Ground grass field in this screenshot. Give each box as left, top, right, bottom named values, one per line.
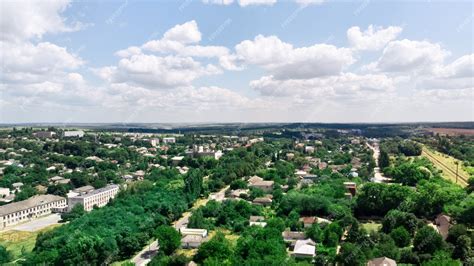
left=421, top=146, right=469, bottom=187
left=0, top=224, right=60, bottom=260
left=361, top=222, right=382, bottom=233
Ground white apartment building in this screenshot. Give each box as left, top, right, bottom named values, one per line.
left=63, top=130, right=85, bottom=138
left=67, top=184, right=119, bottom=212
left=0, top=195, right=66, bottom=229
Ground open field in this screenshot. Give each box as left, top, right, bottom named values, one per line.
left=421, top=146, right=469, bottom=187
left=425, top=128, right=474, bottom=136
left=0, top=224, right=60, bottom=260
left=361, top=222, right=382, bottom=233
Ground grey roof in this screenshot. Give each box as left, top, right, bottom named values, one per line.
left=367, top=257, right=397, bottom=266
left=0, top=194, right=65, bottom=216
left=69, top=184, right=119, bottom=199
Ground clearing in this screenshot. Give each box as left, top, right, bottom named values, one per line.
left=421, top=146, right=469, bottom=187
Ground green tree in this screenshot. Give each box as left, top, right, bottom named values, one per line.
left=154, top=226, right=181, bottom=256
left=60, top=204, right=85, bottom=222
left=413, top=226, right=444, bottom=255
left=194, top=232, right=233, bottom=263
left=390, top=227, right=411, bottom=247
left=0, top=245, right=11, bottom=264
left=338, top=242, right=367, bottom=266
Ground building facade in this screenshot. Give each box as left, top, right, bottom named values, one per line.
left=68, top=184, right=119, bottom=212
left=0, top=195, right=66, bottom=229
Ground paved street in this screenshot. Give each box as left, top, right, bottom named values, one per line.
left=1, top=213, right=62, bottom=232
left=367, top=141, right=391, bottom=183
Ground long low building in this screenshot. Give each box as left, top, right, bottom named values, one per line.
left=0, top=194, right=66, bottom=229
left=68, top=184, right=119, bottom=212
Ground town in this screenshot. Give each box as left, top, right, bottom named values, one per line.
left=0, top=123, right=472, bottom=266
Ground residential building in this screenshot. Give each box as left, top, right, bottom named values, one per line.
left=63, top=130, right=85, bottom=138
left=171, top=156, right=184, bottom=165
left=67, top=184, right=119, bottom=212
left=150, top=138, right=159, bottom=147
left=0, top=195, right=66, bottom=229
left=249, top=216, right=266, bottom=227
left=252, top=197, right=272, bottom=206
left=33, top=131, right=56, bottom=138
left=300, top=216, right=317, bottom=228
left=293, top=239, right=316, bottom=258
left=305, top=146, right=315, bottom=153
left=163, top=137, right=176, bottom=144
left=367, top=257, right=397, bottom=266
left=344, top=182, right=357, bottom=196
left=282, top=231, right=306, bottom=245
left=435, top=214, right=452, bottom=240
left=249, top=180, right=274, bottom=192
left=180, top=228, right=208, bottom=238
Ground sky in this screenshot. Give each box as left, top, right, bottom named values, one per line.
left=0, top=0, right=473, bottom=123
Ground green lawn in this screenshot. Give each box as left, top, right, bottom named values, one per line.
left=0, top=225, right=60, bottom=260
left=361, top=222, right=382, bottom=233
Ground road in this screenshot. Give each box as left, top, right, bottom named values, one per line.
left=366, top=140, right=391, bottom=183
left=131, top=185, right=229, bottom=266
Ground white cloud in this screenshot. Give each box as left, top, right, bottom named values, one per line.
left=250, top=73, right=394, bottom=99
left=143, top=40, right=229, bottom=58
left=0, top=0, right=83, bottom=42
left=347, top=25, right=402, bottom=51
left=163, top=20, right=201, bottom=44
left=440, top=54, right=473, bottom=78
left=98, top=54, right=221, bottom=89
left=295, top=0, right=324, bottom=6
left=202, top=0, right=234, bottom=5
left=115, top=46, right=142, bottom=58
left=238, top=0, right=277, bottom=7
left=374, top=39, right=450, bottom=74
left=229, top=35, right=354, bottom=79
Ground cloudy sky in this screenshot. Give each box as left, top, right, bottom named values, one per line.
left=0, top=0, right=473, bottom=123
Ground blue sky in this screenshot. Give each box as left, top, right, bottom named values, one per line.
left=1, top=0, right=473, bottom=123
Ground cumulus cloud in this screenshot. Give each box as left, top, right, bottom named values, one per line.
left=98, top=54, right=221, bottom=88
left=250, top=73, right=394, bottom=99
left=373, top=39, right=450, bottom=73
left=226, top=35, right=354, bottom=79
left=347, top=25, right=402, bottom=51
left=0, top=0, right=85, bottom=42
left=163, top=20, right=202, bottom=44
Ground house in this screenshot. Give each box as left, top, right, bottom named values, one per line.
left=343, top=182, right=357, bottom=196
left=181, top=235, right=204, bottom=249
left=435, top=214, right=452, bottom=240
left=12, top=182, right=23, bottom=192
left=286, top=153, right=295, bottom=160
left=305, top=146, right=315, bottom=154
left=230, top=189, right=249, bottom=199
left=300, top=216, right=317, bottom=228
left=293, top=239, right=316, bottom=258
left=282, top=231, right=306, bottom=245
left=252, top=197, right=273, bottom=206
left=249, top=180, right=274, bottom=193
left=171, top=156, right=184, bottom=166
left=248, top=175, right=263, bottom=184
left=367, top=257, right=397, bottom=266
left=122, top=174, right=134, bottom=182
left=150, top=138, right=159, bottom=147
left=249, top=216, right=266, bottom=227
left=180, top=228, right=208, bottom=238
left=133, top=170, right=145, bottom=180
left=295, top=170, right=307, bottom=178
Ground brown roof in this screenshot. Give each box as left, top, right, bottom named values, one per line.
left=282, top=231, right=306, bottom=240
left=249, top=216, right=265, bottom=222
left=299, top=216, right=317, bottom=224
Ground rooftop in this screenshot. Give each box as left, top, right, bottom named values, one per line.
left=0, top=194, right=65, bottom=216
